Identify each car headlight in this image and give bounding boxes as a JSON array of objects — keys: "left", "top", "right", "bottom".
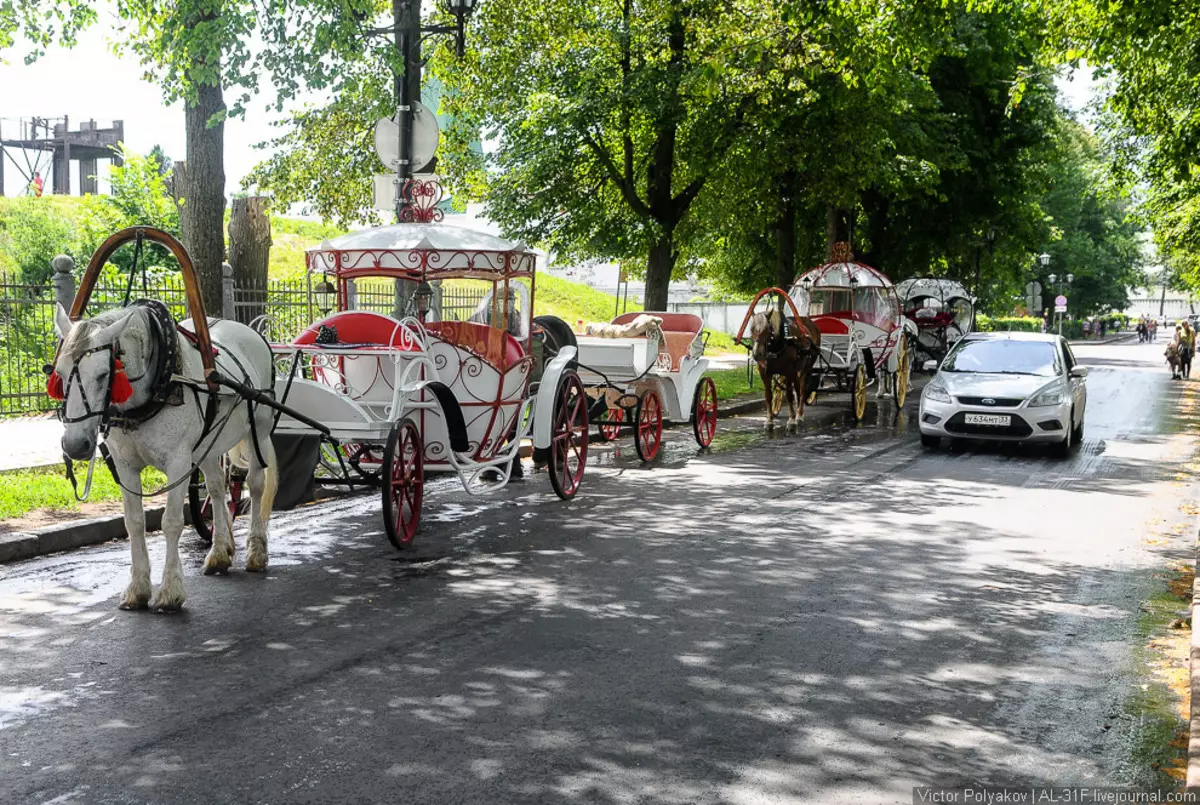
[
  {"left": 1029, "top": 384, "right": 1066, "bottom": 407},
  {"left": 924, "top": 382, "right": 952, "bottom": 404}
]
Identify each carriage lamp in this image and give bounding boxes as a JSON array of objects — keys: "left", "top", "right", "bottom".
[
  {"left": 315, "top": 279, "right": 337, "bottom": 315},
  {"left": 801, "top": 276, "right": 813, "bottom": 291},
  {"left": 414, "top": 280, "right": 435, "bottom": 321}
]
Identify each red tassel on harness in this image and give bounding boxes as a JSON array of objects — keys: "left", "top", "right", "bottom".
[
  {"left": 47, "top": 371, "right": 65, "bottom": 401},
  {"left": 110, "top": 359, "right": 134, "bottom": 404}
]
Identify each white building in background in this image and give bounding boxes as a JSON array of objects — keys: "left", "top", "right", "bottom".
[{"left": 1124, "top": 285, "right": 1198, "bottom": 321}]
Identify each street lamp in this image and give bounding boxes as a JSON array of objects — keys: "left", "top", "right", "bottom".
[{"left": 391, "top": 0, "right": 479, "bottom": 222}]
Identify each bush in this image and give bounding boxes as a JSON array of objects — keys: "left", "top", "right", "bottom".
[
  {"left": 975, "top": 315, "right": 1043, "bottom": 333},
  {"left": 0, "top": 198, "right": 77, "bottom": 283}
]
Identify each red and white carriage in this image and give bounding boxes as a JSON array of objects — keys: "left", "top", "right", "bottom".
[
  {"left": 792, "top": 252, "right": 913, "bottom": 419},
  {"left": 235, "top": 224, "right": 589, "bottom": 547}
]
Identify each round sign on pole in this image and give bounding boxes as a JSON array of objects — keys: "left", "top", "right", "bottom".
[
  {"left": 1055, "top": 294, "right": 1067, "bottom": 307},
  {"left": 374, "top": 102, "right": 441, "bottom": 172}
]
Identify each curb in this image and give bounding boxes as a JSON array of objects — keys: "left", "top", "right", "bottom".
[
  {"left": 1189, "top": 545, "right": 1200, "bottom": 794},
  {"left": 0, "top": 507, "right": 164, "bottom": 563}
]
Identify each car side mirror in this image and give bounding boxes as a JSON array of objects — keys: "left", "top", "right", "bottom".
[
  {"left": 1069, "top": 366, "right": 1089, "bottom": 379},
  {"left": 922, "top": 360, "right": 938, "bottom": 372}
]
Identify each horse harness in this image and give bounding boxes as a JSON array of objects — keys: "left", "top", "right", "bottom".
[{"left": 50, "top": 300, "right": 271, "bottom": 498}]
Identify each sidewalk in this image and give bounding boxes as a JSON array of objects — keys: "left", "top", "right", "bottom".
[
  {"left": 0, "top": 414, "right": 63, "bottom": 472},
  {"left": 1068, "top": 332, "right": 1136, "bottom": 347}
]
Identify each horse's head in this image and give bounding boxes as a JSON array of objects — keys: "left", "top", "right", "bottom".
[
  {"left": 52, "top": 305, "right": 149, "bottom": 460},
  {"left": 748, "top": 310, "right": 783, "bottom": 362}
]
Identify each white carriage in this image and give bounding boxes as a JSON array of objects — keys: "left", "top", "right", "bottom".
[
  {"left": 570, "top": 312, "right": 718, "bottom": 458},
  {"left": 226, "top": 224, "right": 589, "bottom": 548},
  {"left": 792, "top": 255, "right": 914, "bottom": 418},
  {"left": 896, "top": 277, "right": 975, "bottom": 367}
]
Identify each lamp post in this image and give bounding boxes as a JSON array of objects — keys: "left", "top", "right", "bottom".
[
  {"left": 1046, "top": 259, "right": 1073, "bottom": 336},
  {"left": 391, "top": 0, "right": 477, "bottom": 222}
]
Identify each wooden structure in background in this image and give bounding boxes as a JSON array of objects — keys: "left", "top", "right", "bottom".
[{"left": 0, "top": 117, "right": 125, "bottom": 195}]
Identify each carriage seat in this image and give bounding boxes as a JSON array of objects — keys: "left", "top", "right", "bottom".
[
  {"left": 292, "top": 310, "right": 417, "bottom": 349},
  {"left": 613, "top": 311, "right": 704, "bottom": 371},
  {"left": 906, "top": 310, "right": 957, "bottom": 329},
  {"left": 424, "top": 320, "right": 526, "bottom": 369}
]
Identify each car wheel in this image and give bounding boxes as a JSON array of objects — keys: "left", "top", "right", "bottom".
[
  {"left": 920, "top": 433, "right": 940, "bottom": 450},
  {"left": 1071, "top": 416, "right": 1084, "bottom": 444},
  {"left": 1052, "top": 410, "right": 1074, "bottom": 458}
]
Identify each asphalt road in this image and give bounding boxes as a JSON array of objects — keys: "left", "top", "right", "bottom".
[{"left": 2, "top": 338, "right": 1198, "bottom": 805}]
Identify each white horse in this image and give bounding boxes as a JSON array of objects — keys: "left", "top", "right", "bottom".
[{"left": 53, "top": 302, "right": 278, "bottom": 611}]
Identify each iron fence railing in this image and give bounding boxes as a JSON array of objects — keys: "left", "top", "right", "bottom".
[{"left": 0, "top": 270, "right": 493, "bottom": 416}]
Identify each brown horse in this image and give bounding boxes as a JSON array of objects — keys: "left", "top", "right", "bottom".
[{"left": 749, "top": 309, "right": 821, "bottom": 429}]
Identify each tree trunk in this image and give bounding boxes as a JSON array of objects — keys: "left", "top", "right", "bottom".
[
  {"left": 645, "top": 232, "right": 675, "bottom": 311},
  {"left": 776, "top": 174, "right": 798, "bottom": 288},
  {"left": 228, "top": 196, "right": 271, "bottom": 324},
  {"left": 181, "top": 82, "right": 227, "bottom": 320},
  {"left": 825, "top": 205, "right": 854, "bottom": 259},
  {"left": 171, "top": 160, "right": 188, "bottom": 240}
]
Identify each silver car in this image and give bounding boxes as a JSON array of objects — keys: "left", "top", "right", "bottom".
[{"left": 918, "top": 332, "right": 1088, "bottom": 456}]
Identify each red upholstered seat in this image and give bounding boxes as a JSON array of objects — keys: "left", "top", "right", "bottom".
[
  {"left": 293, "top": 311, "right": 417, "bottom": 348},
  {"left": 611, "top": 312, "right": 703, "bottom": 371},
  {"left": 813, "top": 315, "right": 849, "bottom": 335},
  {"left": 424, "top": 320, "right": 526, "bottom": 369}
]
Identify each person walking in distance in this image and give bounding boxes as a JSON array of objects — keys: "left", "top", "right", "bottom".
[
  {"left": 1181, "top": 320, "right": 1197, "bottom": 379},
  {"left": 30, "top": 171, "right": 43, "bottom": 197}
]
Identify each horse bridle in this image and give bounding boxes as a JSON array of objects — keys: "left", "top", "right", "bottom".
[{"left": 55, "top": 343, "right": 123, "bottom": 431}]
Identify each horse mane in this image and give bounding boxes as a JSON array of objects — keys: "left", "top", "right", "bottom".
[{"left": 61, "top": 306, "right": 151, "bottom": 367}]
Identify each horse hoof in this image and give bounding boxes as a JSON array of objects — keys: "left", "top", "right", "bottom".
[
  {"left": 150, "top": 580, "right": 187, "bottom": 612},
  {"left": 203, "top": 550, "right": 233, "bottom": 575},
  {"left": 118, "top": 597, "right": 149, "bottom": 611},
  {"left": 118, "top": 581, "right": 151, "bottom": 610},
  {"left": 244, "top": 552, "right": 268, "bottom": 573}
]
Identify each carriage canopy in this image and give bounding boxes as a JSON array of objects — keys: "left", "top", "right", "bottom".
[{"left": 896, "top": 277, "right": 974, "bottom": 334}]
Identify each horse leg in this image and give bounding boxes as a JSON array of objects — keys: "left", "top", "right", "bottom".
[
  {"left": 761, "top": 366, "right": 775, "bottom": 429},
  {"left": 200, "top": 455, "right": 237, "bottom": 575},
  {"left": 786, "top": 373, "right": 799, "bottom": 429},
  {"left": 244, "top": 436, "right": 277, "bottom": 573},
  {"left": 116, "top": 456, "right": 152, "bottom": 611},
  {"left": 795, "top": 367, "right": 807, "bottom": 422},
  {"left": 151, "top": 457, "right": 191, "bottom": 611}
]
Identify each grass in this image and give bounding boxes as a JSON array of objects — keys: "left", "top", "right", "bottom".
[
  {"left": 1118, "top": 564, "right": 1193, "bottom": 790},
  {"left": 708, "top": 367, "right": 757, "bottom": 401},
  {"left": 0, "top": 464, "right": 168, "bottom": 520}
]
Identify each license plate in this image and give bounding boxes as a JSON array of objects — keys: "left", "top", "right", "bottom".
[{"left": 964, "top": 413, "right": 1011, "bottom": 427}]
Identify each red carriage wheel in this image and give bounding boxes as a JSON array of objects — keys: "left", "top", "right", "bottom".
[
  {"left": 634, "top": 389, "right": 664, "bottom": 461},
  {"left": 548, "top": 371, "right": 589, "bottom": 500},
  {"left": 382, "top": 418, "right": 424, "bottom": 549},
  {"left": 598, "top": 406, "right": 624, "bottom": 441},
  {"left": 691, "top": 376, "right": 718, "bottom": 447},
  {"left": 188, "top": 465, "right": 244, "bottom": 546}
]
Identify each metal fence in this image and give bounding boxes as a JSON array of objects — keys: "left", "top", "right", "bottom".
[{"left": 0, "top": 265, "right": 492, "bottom": 417}]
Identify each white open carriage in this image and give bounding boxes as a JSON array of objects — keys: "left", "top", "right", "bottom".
[
  {"left": 223, "top": 224, "right": 590, "bottom": 548},
  {"left": 570, "top": 312, "right": 718, "bottom": 459},
  {"left": 792, "top": 256, "right": 914, "bottom": 419}
]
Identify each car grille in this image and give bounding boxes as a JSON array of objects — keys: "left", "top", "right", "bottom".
[
  {"left": 944, "top": 412, "right": 1034, "bottom": 437},
  {"left": 956, "top": 396, "right": 1023, "bottom": 407}
]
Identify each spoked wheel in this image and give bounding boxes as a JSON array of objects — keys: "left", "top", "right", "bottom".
[
  {"left": 691, "top": 376, "right": 718, "bottom": 448},
  {"left": 893, "top": 340, "right": 911, "bottom": 408},
  {"left": 382, "top": 418, "right": 424, "bottom": 549},
  {"left": 598, "top": 406, "right": 625, "bottom": 442},
  {"left": 548, "top": 371, "right": 589, "bottom": 500},
  {"left": 769, "top": 375, "right": 787, "bottom": 417},
  {"left": 188, "top": 464, "right": 245, "bottom": 546},
  {"left": 851, "top": 363, "right": 869, "bottom": 421},
  {"left": 634, "top": 389, "right": 664, "bottom": 461}
]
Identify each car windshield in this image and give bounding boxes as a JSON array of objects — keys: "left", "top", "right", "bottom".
[{"left": 942, "top": 339, "right": 1060, "bottom": 376}]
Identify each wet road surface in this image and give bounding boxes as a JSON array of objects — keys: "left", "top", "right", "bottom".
[{"left": 1, "top": 338, "right": 1198, "bottom": 804}]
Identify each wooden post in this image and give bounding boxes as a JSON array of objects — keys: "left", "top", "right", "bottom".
[{"left": 228, "top": 196, "right": 272, "bottom": 325}]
